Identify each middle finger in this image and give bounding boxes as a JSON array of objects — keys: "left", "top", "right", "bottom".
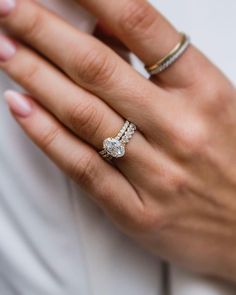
[
  {"left": 0, "top": 35, "right": 151, "bottom": 170},
  {"left": 0, "top": 0, "right": 173, "bottom": 133}
]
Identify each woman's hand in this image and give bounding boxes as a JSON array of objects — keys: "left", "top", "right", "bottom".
[{"left": 1, "top": 0, "right": 236, "bottom": 282}]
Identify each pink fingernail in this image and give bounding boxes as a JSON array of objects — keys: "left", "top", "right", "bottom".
[
  {"left": 0, "top": 35, "right": 16, "bottom": 61},
  {"left": 4, "top": 90, "right": 33, "bottom": 117},
  {"left": 0, "top": 0, "right": 15, "bottom": 17}
]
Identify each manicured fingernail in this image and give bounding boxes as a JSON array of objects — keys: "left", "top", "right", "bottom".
[
  {"left": 4, "top": 90, "right": 32, "bottom": 117},
  {"left": 0, "top": 0, "right": 15, "bottom": 16},
  {"left": 0, "top": 35, "right": 16, "bottom": 61}
]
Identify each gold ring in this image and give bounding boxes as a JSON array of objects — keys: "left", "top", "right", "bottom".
[{"left": 145, "top": 32, "right": 190, "bottom": 75}]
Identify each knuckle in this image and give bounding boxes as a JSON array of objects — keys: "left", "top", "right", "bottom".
[
  {"left": 119, "top": 0, "right": 157, "bottom": 35},
  {"left": 22, "top": 9, "right": 44, "bottom": 40},
  {"left": 136, "top": 210, "right": 157, "bottom": 232},
  {"left": 74, "top": 47, "right": 117, "bottom": 86},
  {"left": 171, "top": 121, "right": 209, "bottom": 159},
  {"left": 69, "top": 102, "right": 104, "bottom": 143},
  {"left": 180, "top": 133, "right": 207, "bottom": 159},
  {"left": 129, "top": 206, "right": 163, "bottom": 235},
  {"left": 39, "top": 125, "right": 61, "bottom": 152},
  {"left": 164, "top": 171, "right": 189, "bottom": 195},
  {"left": 71, "top": 153, "right": 97, "bottom": 186},
  {"left": 202, "top": 82, "right": 233, "bottom": 116},
  {"left": 129, "top": 177, "right": 188, "bottom": 236},
  {"left": 5, "top": 51, "right": 40, "bottom": 88}
]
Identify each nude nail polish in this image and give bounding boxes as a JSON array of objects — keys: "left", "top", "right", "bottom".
[
  {"left": 4, "top": 90, "right": 32, "bottom": 117},
  {"left": 0, "top": 0, "right": 15, "bottom": 17},
  {"left": 0, "top": 35, "right": 16, "bottom": 61}
]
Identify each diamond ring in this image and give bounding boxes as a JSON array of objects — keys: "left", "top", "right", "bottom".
[
  {"left": 99, "top": 120, "right": 136, "bottom": 160},
  {"left": 145, "top": 32, "right": 191, "bottom": 75}
]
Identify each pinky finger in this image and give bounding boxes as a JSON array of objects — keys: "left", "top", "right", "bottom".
[{"left": 4, "top": 90, "right": 143, "bottom": 226}]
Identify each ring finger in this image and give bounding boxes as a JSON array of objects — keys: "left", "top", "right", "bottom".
[
  {"left": 0, "top": 36, "right": 123, "bottom": 149},
  {"left": 0, "top": 34, "right": 151, "bottom": 175}
]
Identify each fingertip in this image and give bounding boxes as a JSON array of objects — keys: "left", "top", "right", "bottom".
[
  {"left": 4, "top": 90, "right": 33, "bottom": 118},
  {"left": 0, "top": 34, "right": 16, "bottom": 62},
  {"left": 0, "top": 0, "right": 15, "bottom": 17}
]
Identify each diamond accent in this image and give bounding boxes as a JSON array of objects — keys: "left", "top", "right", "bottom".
[
  {"left": 99, "top": 121, "right": 136, "bottom": 160},
  {"left": 103, "top": 138, "right": 125, "bottom": 158},
  {"left": 146, "top": 33, "right": 191, "bottom": 75}
]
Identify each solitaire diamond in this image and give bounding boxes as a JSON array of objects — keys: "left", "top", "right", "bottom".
[
  {"left": 103, "top": 138, "right": 125, "bottom": 158},
  {"left": 99, "top": 120, "right": 136, "bottom": 161}
]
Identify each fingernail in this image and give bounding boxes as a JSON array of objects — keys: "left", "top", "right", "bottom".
[
  {"left": 4, "top": 90, "right": 33, "bottom": 117},
  {"left": 0, "top": 0, "right": 15, "bottom": 17},
  {"left": 0, "top": 35, "right": 16, "bottom": 61}
]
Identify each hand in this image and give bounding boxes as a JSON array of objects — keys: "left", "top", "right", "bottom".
[{"left": 1, "top": 0, "right": 236, "bottom": 283}]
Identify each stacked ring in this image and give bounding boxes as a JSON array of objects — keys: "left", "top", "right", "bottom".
[
  {"left": 145, "top": 32, "right": 191, "bottom": 75},
  {"left": 99, "top": 120, "right": 136, "bottom": 160}
]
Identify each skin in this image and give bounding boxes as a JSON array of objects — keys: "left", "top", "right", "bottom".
[{"left": 0, "top": 0, "right": 236, "bottom": 283}]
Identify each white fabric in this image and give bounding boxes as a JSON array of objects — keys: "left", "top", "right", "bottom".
[{"left": 0, "top": 0, "right": 235, "bottom": 294}]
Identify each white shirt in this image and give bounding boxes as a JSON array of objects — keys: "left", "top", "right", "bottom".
[{"left": 0, "top": 1, "right": 235, "bottom": 294}]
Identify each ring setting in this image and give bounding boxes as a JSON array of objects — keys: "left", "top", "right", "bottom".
[
  {"left": 103, "top": 138, "right": 125, "bottom": 158},
  {"left": 99, "top": 120, "right": 136, "bottom": 160}
]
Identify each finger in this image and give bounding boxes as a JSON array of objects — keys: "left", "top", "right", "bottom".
[
  {"left": 0, "top": 34, "right": 158, "bottom": 195},
  {"left": 0, "top": 35, "right": 123, "bottom": 150},
  {"left": 0, "top": 0, "right": 171, "bottom": 132},
  {"left": 93, "top": 23, "right": 131, "bottom": 63},
  {"left": 79, "top": 0, "right": 208, "bottom": 88},
  {"left": 4, "top": 90, "right": 144, "bottom": 226}
]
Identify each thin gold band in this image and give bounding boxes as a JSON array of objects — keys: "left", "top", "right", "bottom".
[{"left": 145, "top": 33, "right": 190, "bottom": 75}]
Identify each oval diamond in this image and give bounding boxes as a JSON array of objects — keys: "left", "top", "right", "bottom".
[{"left": 103, "top": 138, "right": 125, "bottom": 158}]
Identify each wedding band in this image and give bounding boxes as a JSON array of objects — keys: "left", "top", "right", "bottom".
[
  {"left": 145, "top": 33, "right": 191, "bottom": 75},
  {"left": 99, "top": 120, "right": 136, "bottom": 160}
]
